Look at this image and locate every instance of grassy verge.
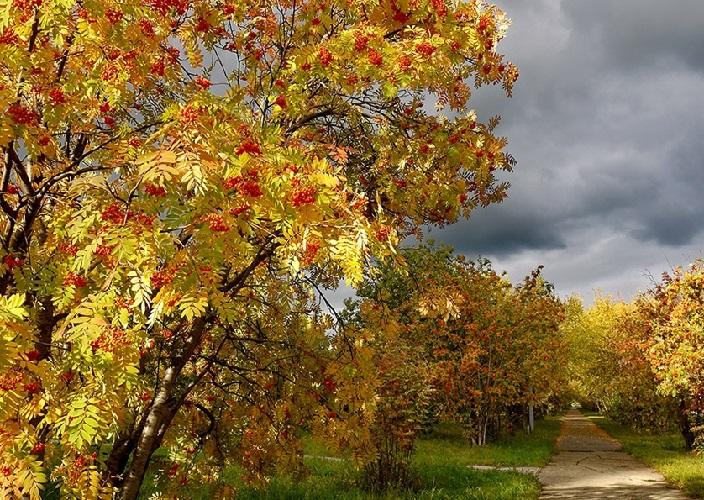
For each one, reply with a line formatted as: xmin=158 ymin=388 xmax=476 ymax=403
xmin=414 ymin=418 xmax=560 ymax=467
xmin=587 ymin=414 xmax=704 ymax=498
xmin=141 ymin=417 xmax=561 ymax=499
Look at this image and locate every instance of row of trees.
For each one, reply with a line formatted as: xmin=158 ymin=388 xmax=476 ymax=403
xmin=345 ymin=244 xmax=567 ymax=488
xmin=565 ymin=261 xmax=704 ymax=450
xmin=0 ymin=0 xmax=531 ymax=498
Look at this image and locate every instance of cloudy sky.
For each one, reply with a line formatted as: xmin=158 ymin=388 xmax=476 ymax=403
xmin=425 ymin=0 xmax=704 ymax=302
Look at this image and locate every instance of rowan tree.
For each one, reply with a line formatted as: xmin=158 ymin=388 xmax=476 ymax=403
xmin=645 ymin=262 xmax=704 ymax=449
xmin=348 ymin=244 xmax=566 ymax=486
xmin=0 ymin=0 xmax=517 ymax=497
xmin=564 ymin=297 xmax=677 ymax=432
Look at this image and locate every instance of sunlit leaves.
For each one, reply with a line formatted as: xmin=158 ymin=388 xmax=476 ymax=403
xmin=0 ymin=0 xmax=518 ymax=495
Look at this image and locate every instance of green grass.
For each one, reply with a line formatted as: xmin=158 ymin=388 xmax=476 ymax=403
xmin=232 ymin=459 xmax=539 ymax=500
xmin=140 ymin=418 xmax=561 ymax=499
xmin=587 ymin=414 xmax=704 ymax=498
xmin=414 ymin=418 xmax=560 ymax=467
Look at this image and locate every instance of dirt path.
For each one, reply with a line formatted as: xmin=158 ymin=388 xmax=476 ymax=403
xmin=539 ymin=409 xmax=689 ymax=499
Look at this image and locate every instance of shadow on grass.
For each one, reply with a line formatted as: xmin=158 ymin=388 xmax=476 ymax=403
xmin=140 ymin=417 xmax=563 ymax=499
xmin=217 ymin=461 xmax=538 ymax=500
xmin=141 ymin=454 xmax=540 ymax=499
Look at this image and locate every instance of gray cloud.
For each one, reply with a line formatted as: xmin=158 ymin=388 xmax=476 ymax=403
xmin=428 ymin=0 xmax=704 ymax=301
xmin=562 ymin=0 xmax=704 ymax=72
xmin=428 ymin=204 xmax=567 ymax=257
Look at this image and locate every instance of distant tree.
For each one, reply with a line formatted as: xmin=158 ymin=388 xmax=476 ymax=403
xmin=347 ymin=245 xmax=566 ymax=487
xmin=646 ymin=262 xmax=704 ymax=449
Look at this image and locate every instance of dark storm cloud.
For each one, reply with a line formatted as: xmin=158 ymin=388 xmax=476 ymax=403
xmin=429 ymin=0 xmax=704 ymax=300
xmin=562 ymin=0 xmax=704 ymax=72
xmin=428 ymin=204 xmax=567 ymax=257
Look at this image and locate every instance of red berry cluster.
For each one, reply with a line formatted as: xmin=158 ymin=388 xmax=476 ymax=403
xmin=24 ymin=381 xmax=40 ymax=394
xmin=274 ymin=95 xmax=287 ymax=108
xmin=391 ymin=4 xmax=409 ymax=23
xmin=91 ymin=327 xmax=127 ymax=354
xmin=151 ymin=269 xmax=174 ymax=288
xmin=63 ymin=272 xmax=87 ymax=288
xmin=203 ymin=213 xmax=229 ymax=232
xmin=302 ymin=240 xmax=320 ymax=265
xmin=0 ymin=29 xmax=18 ymax=45
xmin=139 ymin=19 xmax=155 ymax=38
xmin=415 ymin=41 xmax=436 ymax=57
xmin=26 ymin=350 xmax=40 ymax=362
xmin=224 ymin=171 xmax=263 ymax=198
xmin=150 ymin=58 xmax=166 ymax=76
xmin=101 ymin=203 xmax=127 ymax=223
xmin=368 ymin=48 xmax=383 ymax=67
xmin=132 ymin=213 xmax=155 ymax=227
xmin=0 ymin=369 xmax=22 ymax=391
xmin=67 ymin=453 xmax=98 ymax=481
xmin=101 ymin=64 xmax=118 ymax=82
xmin=167 ymin=462 xmax=180 ymax=479
xmin=354 ymin=33 xmax=369 ymax=52
xmin=12 ymin=0 xmax=42 ymax=13
xmin=235 ymin=139 xmax=262 ymax=156
xmin=7 ymin=103 xmax=38 ymax=125
xmin=94 ymin=245 xmax=113 ymax=257
xmin=477 ymin=15 xmax=490 ymax=33
xmin=115 ymin=297 xmax=133 ymax=309
xmin=229 ymin=204 xmax=250 ymax=216
xmin=3 ymin=254 xmax=24 ymax=269
xmin=48 ymin=87 xmax=66 ymax=105
xmin=195 ymin=17 xmax=210 ymax=32
xmin=144 ymin=183 xmax=167 ymax=197
xmin=58 ymin=241 xmax=78 ymax=255
xmin=291 ymin=185 xmax=317 ymax=207
xmin=399 ymin=55 xmax=412 ymax=71
xmin=375 ymin=225 xmax=391 ymax=242
xmin=30 ymin=442 xmax=45 ymax=455
xmin=166 ymin=46 xmax=180 ymax=61
xmin=318 ymin=47 xmax=333 ymax=67
xmin=194 ymin=76 xmax=211 ymax=90
xmin=5 ymin=183 xmax=18 ymax=194
xmin=105 ymin=8 xmax=123 ymax=24
xmin=431 ymin=0 xmax=448 ymax=18
xmin=179 ymin=105 xmax=201 ymax=124
xmin=59 ymin=370 xmax=74 ymax=383
xmin=146 ymin=0 xmax=188 ymax=15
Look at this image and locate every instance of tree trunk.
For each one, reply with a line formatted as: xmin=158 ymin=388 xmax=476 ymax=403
xmin=117 ymin=318 xmax=208 ymax=499
xmin=115 ymin=247 xmax=272 ymax=498
xmin=679 ymin=399 xmax=695 ymax=451
xmin=118 ymin=367 xmax=180 ymax=499
xmin=528 ymin=403 xmax=534 ymax=433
